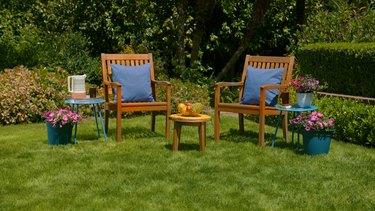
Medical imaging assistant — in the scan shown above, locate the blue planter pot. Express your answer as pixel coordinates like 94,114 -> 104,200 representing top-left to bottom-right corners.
46,122 -> 73,145
302,130 -> 333,155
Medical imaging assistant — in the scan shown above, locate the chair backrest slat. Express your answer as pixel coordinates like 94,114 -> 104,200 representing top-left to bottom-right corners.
101,53 -> 155,95
239,55 -> 295,99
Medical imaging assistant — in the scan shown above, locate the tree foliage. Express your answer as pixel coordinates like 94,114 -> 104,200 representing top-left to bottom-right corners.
1,0 -> 373,83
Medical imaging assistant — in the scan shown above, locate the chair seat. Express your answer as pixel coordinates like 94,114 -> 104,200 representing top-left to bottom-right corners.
218,103 -> 279,115
106,101 -> 168,112
108,101 -> 167,106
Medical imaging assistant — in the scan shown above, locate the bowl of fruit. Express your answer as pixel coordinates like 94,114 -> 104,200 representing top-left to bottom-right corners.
177,102 -> 204,117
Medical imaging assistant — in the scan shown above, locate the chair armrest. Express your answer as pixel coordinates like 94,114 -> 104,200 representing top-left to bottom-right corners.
215,81 -> 243,88
151,80 -> 171,103
214,82 -> 243,105
152,80 -> 171,86
260,84 -> 288,90
259,84 -> 289,108
103,81 -> 122,103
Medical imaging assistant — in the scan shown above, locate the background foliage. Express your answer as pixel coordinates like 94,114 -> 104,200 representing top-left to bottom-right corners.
316,96 -> 375,146
0,66 -> 68,125
296,42 -> 375,97
1,0 -> 375,145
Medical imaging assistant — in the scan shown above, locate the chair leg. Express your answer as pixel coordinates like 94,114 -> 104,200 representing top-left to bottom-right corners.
105,110 -> 109,133
239,113 -> 244,134
214,110 -> 220,142
116,111 -> 122,143
258,114 -> 266,146
282,112 -> 289,142
165,110 -> 170,139
151,111 -> 156,132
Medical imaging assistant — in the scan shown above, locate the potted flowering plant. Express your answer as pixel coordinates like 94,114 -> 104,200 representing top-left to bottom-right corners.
290,111 -> 335,155
42,109 -> 82,145
289,75 -> 327,107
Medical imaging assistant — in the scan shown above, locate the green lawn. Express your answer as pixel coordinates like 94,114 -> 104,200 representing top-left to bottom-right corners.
0,115 -> 374,210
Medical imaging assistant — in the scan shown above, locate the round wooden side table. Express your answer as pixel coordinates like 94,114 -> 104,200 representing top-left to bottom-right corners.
169,114 -> 211,152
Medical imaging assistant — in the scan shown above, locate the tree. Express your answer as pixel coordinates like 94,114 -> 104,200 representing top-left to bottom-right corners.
190,0 -> 217,65
176,0 -> 188,68
215,0 -> 273,81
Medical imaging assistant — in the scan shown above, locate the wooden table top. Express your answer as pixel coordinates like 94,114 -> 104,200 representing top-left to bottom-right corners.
169,114 -> 211,123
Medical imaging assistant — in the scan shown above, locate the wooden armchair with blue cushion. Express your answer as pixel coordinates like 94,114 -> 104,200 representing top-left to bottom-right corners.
101,53 -> 171,143
214,55 -> 295,146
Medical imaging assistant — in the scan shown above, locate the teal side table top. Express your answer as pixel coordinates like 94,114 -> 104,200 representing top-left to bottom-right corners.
65,97 -> 107,143
272,104 -> 318,148
275,104 -> 318,112
65,97 -> 105,105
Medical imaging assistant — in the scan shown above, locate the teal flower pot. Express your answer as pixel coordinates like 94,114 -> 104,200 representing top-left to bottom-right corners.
302,130 -> 333,155
46,122 -> 73,145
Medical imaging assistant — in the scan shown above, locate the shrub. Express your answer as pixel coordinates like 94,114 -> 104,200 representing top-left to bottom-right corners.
0,14 -> 102,85
0,10 -> 41,70
0,66 -> 69,125
37,32 -> 102,85
156,78 -> 211,113
315,96 -> 375,146
296,42 -> 375,97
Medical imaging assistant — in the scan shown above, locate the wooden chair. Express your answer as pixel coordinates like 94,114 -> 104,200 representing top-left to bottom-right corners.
214,55 -> 295,146
101,53 -> 171,143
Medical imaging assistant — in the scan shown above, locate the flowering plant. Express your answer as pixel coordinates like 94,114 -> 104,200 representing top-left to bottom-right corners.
290,111 -> 334,132
289,75 -> 327,93
42,109 -> 82,128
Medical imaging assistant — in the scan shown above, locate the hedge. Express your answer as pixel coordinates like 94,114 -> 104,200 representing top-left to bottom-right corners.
315,96 -> 375,146
296,42 -> 375,98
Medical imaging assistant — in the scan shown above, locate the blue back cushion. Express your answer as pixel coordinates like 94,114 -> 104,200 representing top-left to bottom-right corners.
110,63 -> 154,102
240,66 -> 285,106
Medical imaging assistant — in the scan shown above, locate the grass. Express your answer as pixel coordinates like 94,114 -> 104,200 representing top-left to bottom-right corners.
0,114 -> 374,210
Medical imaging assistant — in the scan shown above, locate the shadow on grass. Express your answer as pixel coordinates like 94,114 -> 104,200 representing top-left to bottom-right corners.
106,126 -> 164,140
164,143 -> 201,151
218,128 -> 298,151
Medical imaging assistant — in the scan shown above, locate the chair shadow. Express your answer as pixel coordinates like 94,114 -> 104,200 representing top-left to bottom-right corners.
164,143 -> 201,151
219,129 -> 260,145
218,128 -> 298,151
106,126 -> 164,139
75,133 -> 102,142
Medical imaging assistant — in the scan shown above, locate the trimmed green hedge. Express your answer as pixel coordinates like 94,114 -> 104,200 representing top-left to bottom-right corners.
315,96 -> 375,146
296,43 -> 375,97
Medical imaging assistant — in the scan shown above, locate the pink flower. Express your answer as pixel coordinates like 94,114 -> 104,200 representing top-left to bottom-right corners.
290,111 -> 334,132
42,109 -> 83,128
289,75 -> 327,93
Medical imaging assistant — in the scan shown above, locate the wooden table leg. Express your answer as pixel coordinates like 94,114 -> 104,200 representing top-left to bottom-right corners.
173,121 -> 181,151
198,122 -> 206,152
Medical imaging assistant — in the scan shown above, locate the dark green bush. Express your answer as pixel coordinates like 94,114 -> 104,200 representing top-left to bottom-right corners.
296,42 -> 375,97
0,66 -> 69,125
38,32 -> 102,85
315,96 -> 375,146
0,10 -> 41,69
298,4 -> 375,44
0,11 -> 101,84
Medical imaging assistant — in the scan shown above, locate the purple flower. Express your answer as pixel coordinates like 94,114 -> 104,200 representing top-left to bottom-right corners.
290,111 -> 334,132
289,74 -> 328,93
42,109 -> 83,128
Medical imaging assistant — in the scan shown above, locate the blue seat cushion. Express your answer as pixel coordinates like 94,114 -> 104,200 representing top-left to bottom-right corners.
110,63 -> 154,102
240,66 -> 285,106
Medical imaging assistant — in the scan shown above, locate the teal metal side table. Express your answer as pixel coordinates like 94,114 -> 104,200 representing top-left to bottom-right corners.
273,104 -> 318,148
65,97 -> 108,144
